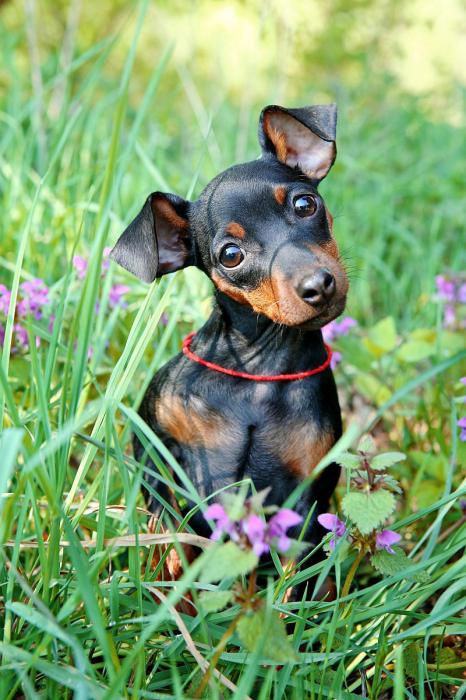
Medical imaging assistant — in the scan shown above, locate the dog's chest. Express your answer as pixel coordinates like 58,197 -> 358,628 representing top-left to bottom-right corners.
156,373 -> 338,492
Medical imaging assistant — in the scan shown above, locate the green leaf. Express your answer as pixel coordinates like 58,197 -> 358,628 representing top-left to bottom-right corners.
199,542 -> 258,583
356,373 -> 392,406
237,608 -> 297,663
396,340 -> 435,363
334,451 -> 361,470
0,428 -> 23,518
342,490 -> 395,534
363,316 -> 397,357
371,547 -> 428,583
371,451 -> 405,470
358,435 -> 376,453
199,590 -> 233,612
403,641 -> 420,680
381,475 -> 403,494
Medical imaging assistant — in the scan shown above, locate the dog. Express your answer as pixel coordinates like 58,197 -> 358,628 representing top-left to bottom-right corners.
110,103 -> 348,590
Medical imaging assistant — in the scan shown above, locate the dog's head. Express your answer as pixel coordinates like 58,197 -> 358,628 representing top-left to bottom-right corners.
110,104 -> 348,328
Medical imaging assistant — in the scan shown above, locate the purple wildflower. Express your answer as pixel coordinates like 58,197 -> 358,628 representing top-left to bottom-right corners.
108,284 -> 130,308
13,323 -> 28,348
101,246 -> 112,273
444,304 -> 456,328
458,284 -> 466,304
0,323 -> 4,346
161,312 -> 169,326
460,377 -> 466,386
322,316 -> 357,343
330,350 -> 342,370
435,275 -> 456,302
267,509 -> 303,553
73,255 -> 88,279
204,503 -> 239,542
375,529 -> 401,554
242,514 -> 269,556
17,279 -> 49,319
0,285 -> 12,315
318,513 -> 347,550
458,417 -> 466,442
204,501 -> 302,554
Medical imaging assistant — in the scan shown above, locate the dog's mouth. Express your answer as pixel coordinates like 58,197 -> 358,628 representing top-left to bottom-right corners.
294,295 -> 347,330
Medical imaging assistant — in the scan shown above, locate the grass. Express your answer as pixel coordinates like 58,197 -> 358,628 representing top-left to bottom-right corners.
1,2 -> 466,698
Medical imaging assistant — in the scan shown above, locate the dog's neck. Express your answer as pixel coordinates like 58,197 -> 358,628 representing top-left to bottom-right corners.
193,291 -> 328,376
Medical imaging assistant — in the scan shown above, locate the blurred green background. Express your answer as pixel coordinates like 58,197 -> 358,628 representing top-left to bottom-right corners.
1,0 -> 465,325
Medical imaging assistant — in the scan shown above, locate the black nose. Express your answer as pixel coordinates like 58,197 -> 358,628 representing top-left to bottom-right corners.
298,269 -> 336,306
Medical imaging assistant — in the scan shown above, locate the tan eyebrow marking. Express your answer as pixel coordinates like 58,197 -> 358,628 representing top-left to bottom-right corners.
273,185 -> 287,206
225,222 -> 246,239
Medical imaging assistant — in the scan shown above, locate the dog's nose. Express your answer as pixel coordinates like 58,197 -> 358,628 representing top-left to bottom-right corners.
298,269 -> 336,306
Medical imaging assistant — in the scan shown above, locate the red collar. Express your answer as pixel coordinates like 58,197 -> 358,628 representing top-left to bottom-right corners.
182,331 -> 333,382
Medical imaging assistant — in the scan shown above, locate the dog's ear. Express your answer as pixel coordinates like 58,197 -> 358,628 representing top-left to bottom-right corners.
109,192 -> 194,282
258,104 -> 337,181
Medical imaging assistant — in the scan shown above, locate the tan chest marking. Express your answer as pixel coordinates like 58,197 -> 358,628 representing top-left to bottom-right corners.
271,422 -> 335,478
156,395 -> 225,449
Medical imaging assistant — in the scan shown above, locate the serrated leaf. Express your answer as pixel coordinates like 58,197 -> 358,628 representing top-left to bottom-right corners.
358,435 -> 376,454
199,590 -> 233,612
381,475 -> 403,494
371,452 -> 405,470
199,542 -> 258,583
342,490 -> 395,534
237,609 -> 297,663
371,547 -> 428,583
335,451 -> 361,470
403,641 -> 420,680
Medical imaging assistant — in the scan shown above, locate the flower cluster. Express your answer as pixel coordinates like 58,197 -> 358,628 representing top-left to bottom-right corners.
0,279 -> 51,352
204,499 -> 303,556
435,273 -> 466,329
318,513 -> 401,554
322,316 -> 357,368
73,247 -> 130,310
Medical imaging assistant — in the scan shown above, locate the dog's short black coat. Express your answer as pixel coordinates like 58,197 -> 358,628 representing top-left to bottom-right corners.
110,103 -> 348,560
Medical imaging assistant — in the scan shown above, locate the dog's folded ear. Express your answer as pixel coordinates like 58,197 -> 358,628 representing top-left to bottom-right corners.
109,192 -> 194,282
258,104 -> 337,181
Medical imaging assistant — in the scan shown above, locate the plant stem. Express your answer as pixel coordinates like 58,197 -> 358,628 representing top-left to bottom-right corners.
193,614 -> 241,698
341,548 -> 365,600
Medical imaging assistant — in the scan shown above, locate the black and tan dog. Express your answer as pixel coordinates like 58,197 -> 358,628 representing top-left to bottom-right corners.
110,104 -> 348,584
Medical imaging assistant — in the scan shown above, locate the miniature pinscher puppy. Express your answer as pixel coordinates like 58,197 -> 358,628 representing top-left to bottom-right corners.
110,104 -> 348,576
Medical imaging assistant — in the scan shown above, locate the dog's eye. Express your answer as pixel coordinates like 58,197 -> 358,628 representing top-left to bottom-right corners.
293,194 -> 318,218
219,244 -> 244,268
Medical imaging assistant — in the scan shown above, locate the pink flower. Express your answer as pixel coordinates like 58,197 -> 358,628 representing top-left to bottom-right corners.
267,508 -> 303,553
0,284 -> 12,315
435,275 -> 456,302
204,503 -> 239,542
17,279 -> 49,320
101,246 -> 112,273
73,255 -> 88,279
375,529 -> 401,554
0,323 -> 4,346
458,417 -> 466,442
14,323 -> 28,348
108,284 -> 130,308
242,514 -> 269,556
460,377 -> 466,386
318,513 -> 346,550
330,350 -> 342,370
322,316 -> 357,343
204,501 -> 302,554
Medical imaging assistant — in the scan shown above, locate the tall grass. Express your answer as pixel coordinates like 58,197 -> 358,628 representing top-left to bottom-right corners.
0,3 -> 465,698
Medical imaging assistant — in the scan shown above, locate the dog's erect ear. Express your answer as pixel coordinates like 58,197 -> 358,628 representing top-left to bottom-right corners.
258,104 -> 337,181
109,192 -> 194,282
